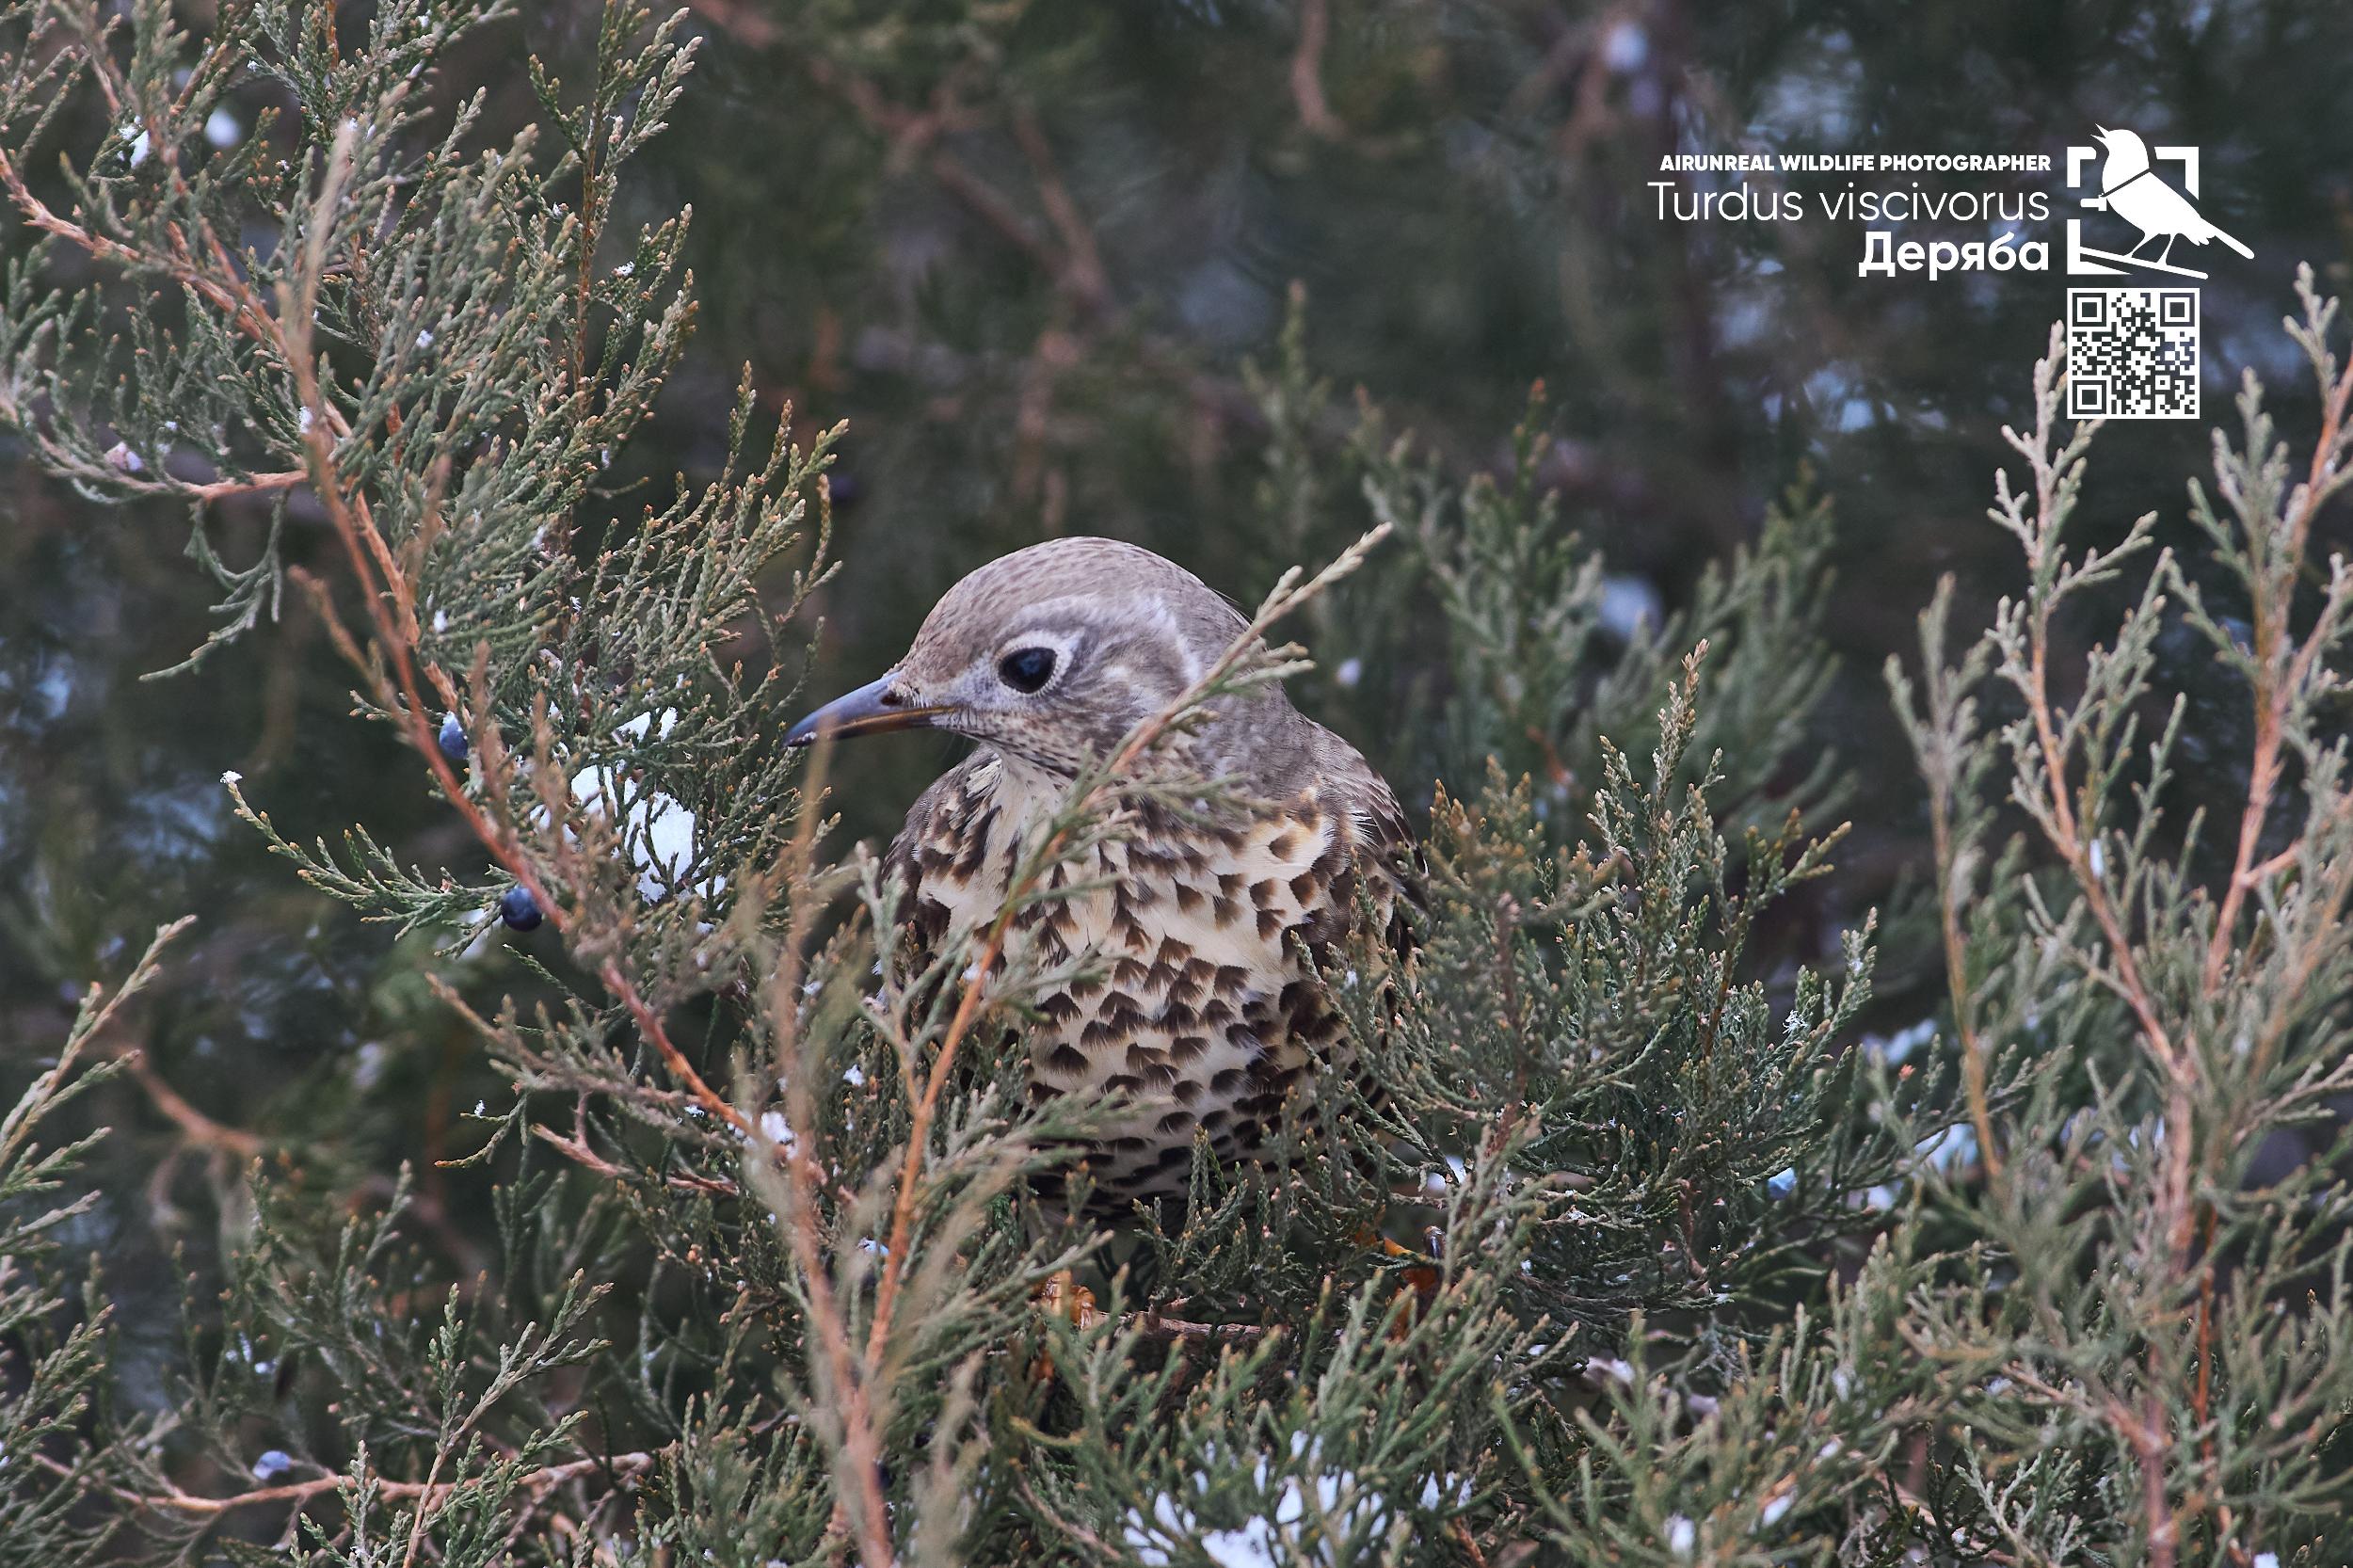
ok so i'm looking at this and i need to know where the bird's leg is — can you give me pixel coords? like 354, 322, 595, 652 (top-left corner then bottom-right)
2124, 232, 2157, 258
2157, 232, 2178, 266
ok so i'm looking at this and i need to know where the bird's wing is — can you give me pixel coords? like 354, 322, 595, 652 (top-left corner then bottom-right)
1310, 728, 1422, 968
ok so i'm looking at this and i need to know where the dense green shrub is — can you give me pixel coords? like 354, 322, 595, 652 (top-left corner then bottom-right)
6, 5, 2353, 1565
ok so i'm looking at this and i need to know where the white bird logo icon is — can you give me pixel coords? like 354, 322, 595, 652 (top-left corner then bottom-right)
2083, 126, 2252, 270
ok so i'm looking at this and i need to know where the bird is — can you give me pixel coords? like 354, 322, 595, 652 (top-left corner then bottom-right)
2086, 127, 2252, 268
785, 538, 1413, 1208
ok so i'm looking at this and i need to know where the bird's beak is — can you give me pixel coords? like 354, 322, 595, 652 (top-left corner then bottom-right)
2093, 126, 2111, 145
784, 672, 950, 747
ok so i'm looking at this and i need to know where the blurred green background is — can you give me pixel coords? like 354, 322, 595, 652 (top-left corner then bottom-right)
5, 0, 2351, 1407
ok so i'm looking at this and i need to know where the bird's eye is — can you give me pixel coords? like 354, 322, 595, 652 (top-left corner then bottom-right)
997, 647, 1058, 694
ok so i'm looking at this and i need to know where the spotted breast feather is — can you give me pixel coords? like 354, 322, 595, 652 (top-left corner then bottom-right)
887, 736, 1413, 1204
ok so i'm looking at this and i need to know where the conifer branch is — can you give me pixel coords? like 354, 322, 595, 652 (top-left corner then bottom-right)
2201, 271, 2353, 995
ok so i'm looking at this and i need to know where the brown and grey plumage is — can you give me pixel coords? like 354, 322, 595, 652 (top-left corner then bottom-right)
786, 537, 1411, 1204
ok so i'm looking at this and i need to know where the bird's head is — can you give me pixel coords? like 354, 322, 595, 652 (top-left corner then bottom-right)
786, 538, 1293, 776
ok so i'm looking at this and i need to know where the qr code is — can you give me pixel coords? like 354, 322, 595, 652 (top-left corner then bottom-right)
2067, 288, 2200, 420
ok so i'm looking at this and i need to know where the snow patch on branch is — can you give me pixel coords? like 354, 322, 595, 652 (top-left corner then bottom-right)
1122, 1434, 1463, 1568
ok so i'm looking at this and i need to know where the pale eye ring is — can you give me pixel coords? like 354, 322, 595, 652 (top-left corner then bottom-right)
997, 646, 1058, 694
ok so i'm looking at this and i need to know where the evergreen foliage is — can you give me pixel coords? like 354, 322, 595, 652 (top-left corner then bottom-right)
4, 5, 2353, 1567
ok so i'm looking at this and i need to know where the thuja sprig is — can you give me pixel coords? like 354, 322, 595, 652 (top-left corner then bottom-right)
1889, 273, 2353, 1567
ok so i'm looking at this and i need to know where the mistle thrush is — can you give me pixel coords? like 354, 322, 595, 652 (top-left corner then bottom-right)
787, 538, 1412, 1205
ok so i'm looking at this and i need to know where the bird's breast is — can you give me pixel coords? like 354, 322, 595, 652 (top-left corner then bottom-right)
905, 754, 1366, 1199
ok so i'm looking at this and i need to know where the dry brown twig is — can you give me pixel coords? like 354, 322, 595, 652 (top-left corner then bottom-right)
1923, 729, 1999, 1183
752, 732, 899, 1568
1290, 0, 1345, 140
48, 1447, 660, 1528
110, 1046, 263, 1162
2200, 333, 2353, 997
